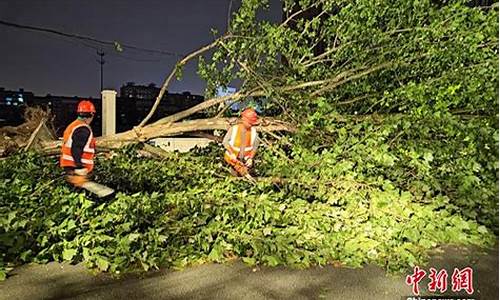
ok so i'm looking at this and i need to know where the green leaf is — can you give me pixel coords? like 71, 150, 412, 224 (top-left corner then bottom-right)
128, 233, 141, 242
0, 270, 6, 281
242, 257, 256, 265
62, 248, 77, 261
96, 257, 110, 272
263, 255, 280, 267
82, 247, 91, 261
478, 226, 488, 234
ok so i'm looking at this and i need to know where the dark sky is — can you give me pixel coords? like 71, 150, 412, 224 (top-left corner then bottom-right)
0, 0, 281, 98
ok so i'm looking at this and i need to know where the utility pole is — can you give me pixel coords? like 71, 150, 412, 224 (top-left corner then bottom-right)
97, 50, 105, 92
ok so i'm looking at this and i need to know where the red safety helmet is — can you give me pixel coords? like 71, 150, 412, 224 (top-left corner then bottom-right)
241, 107, 258, 125
77, 100, 96, 114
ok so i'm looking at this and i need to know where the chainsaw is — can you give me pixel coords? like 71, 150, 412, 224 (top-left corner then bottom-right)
67, 175, 115, 198
232, 159, 257, 184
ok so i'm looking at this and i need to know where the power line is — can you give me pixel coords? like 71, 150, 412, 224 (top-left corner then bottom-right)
0, 19, 185, 58
35, 28, 101, 51
109, 52, 164, 62
57, 34, 166, 62
37, 29, 165, 63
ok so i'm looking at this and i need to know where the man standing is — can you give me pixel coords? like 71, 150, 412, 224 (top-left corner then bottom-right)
223, 107, 259, 176
60, 100, 96, 187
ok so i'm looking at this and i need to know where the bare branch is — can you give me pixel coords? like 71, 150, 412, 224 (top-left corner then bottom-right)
280, 0, 327, 28
150, 91, 246, 126
24, 118, 46, 151
216, 99, 238, 118
337, 94, 378, 105
133, 62, 391, 129
138, 35, 230, 127
227, 0, 234, 32
311, 62, 394, 96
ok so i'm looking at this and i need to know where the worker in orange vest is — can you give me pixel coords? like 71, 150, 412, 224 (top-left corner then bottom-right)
60, 100, 96, 187
223, 107, 260, 176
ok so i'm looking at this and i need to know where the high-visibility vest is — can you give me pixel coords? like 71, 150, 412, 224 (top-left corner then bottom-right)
60, 119, 96, 172
225, 124, 257, 160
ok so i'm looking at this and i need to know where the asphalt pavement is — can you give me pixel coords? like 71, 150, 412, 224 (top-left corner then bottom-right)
1, 243, 497, 300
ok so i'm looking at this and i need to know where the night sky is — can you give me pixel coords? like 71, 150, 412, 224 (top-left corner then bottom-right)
0, 0, 281, 98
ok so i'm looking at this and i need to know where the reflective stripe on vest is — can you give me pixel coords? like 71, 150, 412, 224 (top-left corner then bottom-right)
227, 124, 256, 157
61, 154, 94, 165
60, 119, 95, 171
64, 124, 95, 153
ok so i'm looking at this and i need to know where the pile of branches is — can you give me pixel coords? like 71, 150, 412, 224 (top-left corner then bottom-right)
0, 107, 55, 157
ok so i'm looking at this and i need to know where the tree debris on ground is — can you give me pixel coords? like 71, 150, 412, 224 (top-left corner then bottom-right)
0, 107, 56, 157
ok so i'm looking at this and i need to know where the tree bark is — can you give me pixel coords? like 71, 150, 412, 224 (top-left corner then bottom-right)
41, 117, 296, 152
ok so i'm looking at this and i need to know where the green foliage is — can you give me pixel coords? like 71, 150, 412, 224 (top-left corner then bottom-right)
297, 112, 499, 229
0, 0, 497, 282
200, 0, 497, 119
0, 133, 496, 279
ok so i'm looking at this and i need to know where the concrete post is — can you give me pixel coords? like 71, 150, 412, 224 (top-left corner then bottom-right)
101, 90, 116, 136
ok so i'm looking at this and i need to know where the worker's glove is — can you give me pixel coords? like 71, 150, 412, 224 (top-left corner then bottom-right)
228, 153, 237, 162
245, 158, 253, 167
74, 168, 88, 176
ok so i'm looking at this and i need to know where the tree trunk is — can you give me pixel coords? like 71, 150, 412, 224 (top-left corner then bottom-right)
41, 117, 296, 152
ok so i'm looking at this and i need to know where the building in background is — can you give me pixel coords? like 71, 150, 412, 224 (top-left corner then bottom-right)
117, 82, 204, 133
120, 82, 160, 99
27, 94, 103, 137
0, 85, 204, 137
0, 88, 34, 126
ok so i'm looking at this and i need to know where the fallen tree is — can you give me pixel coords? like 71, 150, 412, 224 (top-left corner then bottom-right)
41, 116, 296, 151
1, 0, 497, 281
5, 0, 497, 158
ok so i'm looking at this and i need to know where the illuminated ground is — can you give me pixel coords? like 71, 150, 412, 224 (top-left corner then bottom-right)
1, 243, 497, 300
